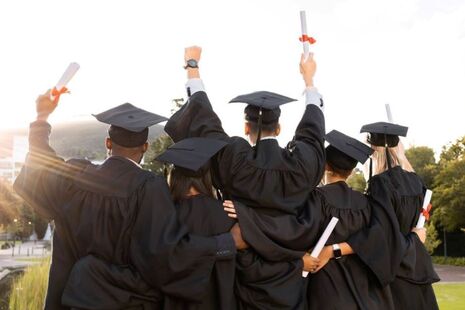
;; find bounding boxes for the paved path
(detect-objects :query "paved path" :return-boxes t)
[434,264,465,283]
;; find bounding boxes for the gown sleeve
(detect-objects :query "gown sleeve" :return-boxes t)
[13,121,89,220]
[129,176,236,302]
[346,177,409,287]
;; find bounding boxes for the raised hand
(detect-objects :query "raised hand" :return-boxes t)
[36,89,58,121]
[300,53,317,87]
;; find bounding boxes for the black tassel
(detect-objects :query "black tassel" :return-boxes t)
[253,108,263,159]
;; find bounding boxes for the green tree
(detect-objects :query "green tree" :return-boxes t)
[143,134,174,176]
[405,146,438,188]
[433,136,465,231]
[424,221,442,254]
[0,179,21,227]
[347,169,366,193]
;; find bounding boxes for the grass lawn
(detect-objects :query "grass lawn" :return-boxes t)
[434,283,465,309]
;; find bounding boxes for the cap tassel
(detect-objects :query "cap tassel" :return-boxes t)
[254,108,263,159]
[384,133,392,170]
[369,157,373,182]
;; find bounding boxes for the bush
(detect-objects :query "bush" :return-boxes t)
[432,256,465,267]
[9,257,50,310]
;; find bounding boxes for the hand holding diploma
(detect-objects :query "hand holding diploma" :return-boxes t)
[52,62,80,104]
[302,217,339,277]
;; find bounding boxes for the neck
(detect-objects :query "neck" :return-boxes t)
[324,173,347,185]
[186,187,200,197]
[111,151,142,165]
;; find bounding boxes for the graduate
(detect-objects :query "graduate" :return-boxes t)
[14,92,246,309]
[156,137,237,310]
[356,122,440,310]
[165,46,325,214]
[302,130,396,310]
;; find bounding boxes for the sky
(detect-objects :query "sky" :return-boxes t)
[0,0,464,156]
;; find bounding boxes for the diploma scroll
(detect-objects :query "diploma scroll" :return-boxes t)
[416,189,433,228]
[303,217,339,277]
[385,103,394,123]
[52,62,80,103]
[300,11,310,60]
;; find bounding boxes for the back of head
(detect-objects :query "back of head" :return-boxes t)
[326,145,358,179]
[169,167,215,204]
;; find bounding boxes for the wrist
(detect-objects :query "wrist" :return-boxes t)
[186,68,200,79]
[304,77,314,87]
[36,113,50,121]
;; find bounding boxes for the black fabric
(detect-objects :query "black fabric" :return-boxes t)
[367,133,400,148]
[229,90,296,110]
[325,129,373,164]
[165,90,326,214]
[348,166,439,309]
[360,122,408,137]
[306,182,395,310]
[109,125,149,147]
[163,195,236,310]
[156,137,228,173]
[14,121,234,310]
[93,102,168,132]
[244,105,280,124]
[326,145,358,171]
[165,90,326,308]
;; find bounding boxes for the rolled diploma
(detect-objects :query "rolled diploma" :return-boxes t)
[303,217,339,277]
[385,103,394,123]
[55,62,80,91]
[416,189,432,228]
[300,10,310,59]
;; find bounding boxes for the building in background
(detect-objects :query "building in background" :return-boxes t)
[0,135,27,183]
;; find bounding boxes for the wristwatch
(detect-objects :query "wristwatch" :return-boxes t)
[332,243,342,259]
[184,59,199,69]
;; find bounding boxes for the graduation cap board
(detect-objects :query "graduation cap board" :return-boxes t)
[156,137,228,176]
[93,103,168,147]
[229,91,297,158]
[360,121,409,176]
[325,130,373,171]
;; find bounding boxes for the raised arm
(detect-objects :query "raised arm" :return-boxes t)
[14,91,87,220]
[287,53,326,189]
[164,46,229,142]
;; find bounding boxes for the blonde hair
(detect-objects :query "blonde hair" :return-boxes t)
[371,141,414,176]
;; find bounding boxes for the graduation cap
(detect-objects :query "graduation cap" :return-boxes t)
[93,103,168,148]
[229,91,296,157]
[325,130,374,171]
[360,122,408,147]
[156,137,228,177]
[360,121,409,177]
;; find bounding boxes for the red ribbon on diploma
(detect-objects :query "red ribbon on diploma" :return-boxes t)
[299,34,316,45]
[51,86,69,104]
[422,203,432,221]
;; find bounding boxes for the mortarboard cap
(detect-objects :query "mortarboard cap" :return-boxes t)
[156,137,228,176]
[360,122,408,147]
[92,103,168,148]
[325,130,374,171]
[230,91,297,124]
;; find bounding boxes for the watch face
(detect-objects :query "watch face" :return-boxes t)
[187,59,198,68]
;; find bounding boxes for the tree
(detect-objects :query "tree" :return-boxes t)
[433,136,465,231]
[0,179,21,227]
[424,221,442,254]
[347,169,367,192]
[143,134,174,176]
[405,146,438,188]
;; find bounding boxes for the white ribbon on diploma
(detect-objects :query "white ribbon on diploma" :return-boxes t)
[300,11,310,60]
[303,217,339,277]
[416,189,432,229]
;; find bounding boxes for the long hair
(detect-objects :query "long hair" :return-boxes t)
[371,141,414,176]
[168,167,215,204]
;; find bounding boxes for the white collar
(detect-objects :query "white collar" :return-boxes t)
[252,136,278,146]
[107,156,142,168]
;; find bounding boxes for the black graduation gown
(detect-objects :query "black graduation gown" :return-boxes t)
[165,90,325,214]
[163,195,236,310]
[370,167,440,310]
[14,121,235,310]
[306,182,395,310]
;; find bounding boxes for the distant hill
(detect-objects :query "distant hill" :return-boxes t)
[1,120,165,161]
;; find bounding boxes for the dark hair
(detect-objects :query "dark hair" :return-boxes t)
[247,121,279,135]
[169,167,215,204]
[326,146,356,179]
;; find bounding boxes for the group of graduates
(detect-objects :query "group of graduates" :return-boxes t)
[13,46,440,310]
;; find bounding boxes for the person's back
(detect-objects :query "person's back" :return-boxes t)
[14,96,240,309]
